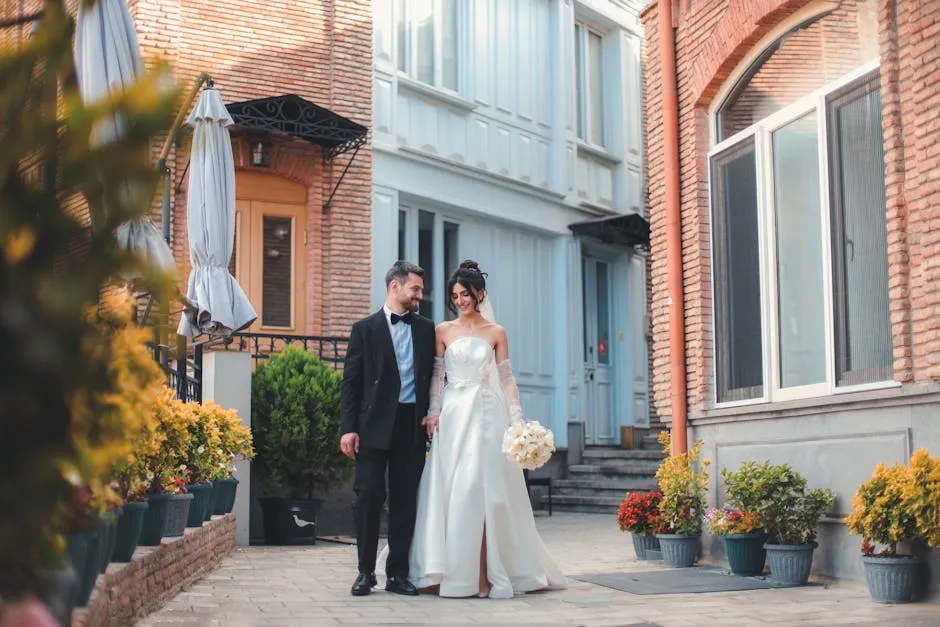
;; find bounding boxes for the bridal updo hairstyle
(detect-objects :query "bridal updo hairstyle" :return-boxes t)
[446,260,487,316]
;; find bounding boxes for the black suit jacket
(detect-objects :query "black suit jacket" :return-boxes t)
[340,309,436,450]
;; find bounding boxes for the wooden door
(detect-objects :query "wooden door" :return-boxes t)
[233,173,307,334]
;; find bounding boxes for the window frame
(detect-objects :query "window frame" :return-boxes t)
[574,20,606,148]
[398,204,463,323]
[395,0,461,93]
[707,58,896,409]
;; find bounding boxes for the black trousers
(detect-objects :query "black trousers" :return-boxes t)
[354,403,426,578]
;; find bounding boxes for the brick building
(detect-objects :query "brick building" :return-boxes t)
[642,0,939,582]
[132,0,374,338]
[1,0,374,337]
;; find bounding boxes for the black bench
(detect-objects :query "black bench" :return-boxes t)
[522,469,552,516]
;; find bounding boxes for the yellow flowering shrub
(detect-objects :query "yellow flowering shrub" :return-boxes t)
[847,449,940,554]
[68,290,168,514]
[845,461,918,555]
[655,431,711,535]
[138,392,196,494]
[205,402,255,481]
[906,449,940,549]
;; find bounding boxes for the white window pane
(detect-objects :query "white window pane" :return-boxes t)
[711,139,763,402]
[772,112,826,388]
[588,31,604,145]
[414,0,434,84]
[396,0,408,72]
[828,78,892,385]
[575,24,585,140]
[441,0,458,90]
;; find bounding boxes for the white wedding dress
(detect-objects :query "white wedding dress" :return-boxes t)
[377,335,566,598]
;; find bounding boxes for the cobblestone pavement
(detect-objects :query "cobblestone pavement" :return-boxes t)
[140,513,939,627]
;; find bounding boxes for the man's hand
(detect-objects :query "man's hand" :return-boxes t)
[421,416,439,439]
[340,432,360,459]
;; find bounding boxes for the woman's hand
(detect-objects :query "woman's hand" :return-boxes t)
[421,415,440,439]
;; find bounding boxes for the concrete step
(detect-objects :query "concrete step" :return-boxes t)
[539,493,622,514]
[553,478,660,495]
[582,448,666,461]
[569,462,662,477]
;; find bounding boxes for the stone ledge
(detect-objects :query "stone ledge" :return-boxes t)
[71,514,236,626]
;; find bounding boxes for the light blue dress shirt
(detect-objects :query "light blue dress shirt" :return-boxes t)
[384,306,416,403]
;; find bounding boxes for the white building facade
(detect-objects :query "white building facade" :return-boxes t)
[371,0,649,449]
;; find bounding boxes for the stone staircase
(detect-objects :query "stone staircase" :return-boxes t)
[542,432,666,514]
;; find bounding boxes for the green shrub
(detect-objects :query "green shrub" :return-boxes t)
[251,346,352,499]
[722,461,833,545]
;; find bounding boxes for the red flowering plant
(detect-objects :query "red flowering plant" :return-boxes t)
[617,491,665,535]
[704,508,763,536]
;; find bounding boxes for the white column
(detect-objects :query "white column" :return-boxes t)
[202,351,252,546]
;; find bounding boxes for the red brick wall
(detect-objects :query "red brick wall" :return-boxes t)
[131,0,374,337]
[641,0,936,418]
[71,515,236,626]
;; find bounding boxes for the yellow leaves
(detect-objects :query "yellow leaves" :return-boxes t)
[847,449,940,552]
[3,227,36,264]
[655,435,711,535]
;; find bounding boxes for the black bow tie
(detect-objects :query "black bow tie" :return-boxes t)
[390,312,413,325]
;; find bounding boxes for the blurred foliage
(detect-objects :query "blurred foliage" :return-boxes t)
[0,0,180,599]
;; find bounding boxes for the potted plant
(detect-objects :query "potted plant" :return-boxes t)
[846,450,939,604]
[750,463,834,586]
[252,346,353,545]
[138,391,194,545]
[206,403,255,518]
[654,432,710,568]
[908,449,940,552]
[717,461,783,576]
[704,508,765,576]
[617,491,664,560]
[180,402,223,528]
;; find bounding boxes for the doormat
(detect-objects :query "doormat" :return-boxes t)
[572,567,791,595]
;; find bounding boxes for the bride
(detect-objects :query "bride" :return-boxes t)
[379,260,566,598]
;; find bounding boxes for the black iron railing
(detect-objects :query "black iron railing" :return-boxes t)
[207,332,348,370]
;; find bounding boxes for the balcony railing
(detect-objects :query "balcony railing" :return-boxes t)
[206,332,348,370]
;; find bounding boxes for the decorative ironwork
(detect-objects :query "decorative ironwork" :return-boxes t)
[569,212,651,249]
[207,332,348,370]
[226,94,368,160]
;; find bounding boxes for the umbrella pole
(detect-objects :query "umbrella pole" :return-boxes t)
[157,72,211,244]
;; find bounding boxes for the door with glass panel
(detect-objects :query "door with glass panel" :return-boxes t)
[398,206,460,323]
[231,199,307,334]
[582,257,614,445]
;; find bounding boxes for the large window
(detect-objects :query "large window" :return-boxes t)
[575,22,605,147]
[396,0,459,92]
[398,206,461,322]
[709,5,890,405]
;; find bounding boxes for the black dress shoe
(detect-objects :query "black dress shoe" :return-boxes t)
[351,572,376,596]
[385,575,419,596]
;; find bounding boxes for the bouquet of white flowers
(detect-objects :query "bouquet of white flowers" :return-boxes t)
[502,420,556,470]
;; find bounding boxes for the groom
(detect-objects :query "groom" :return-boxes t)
[340,260,436,597]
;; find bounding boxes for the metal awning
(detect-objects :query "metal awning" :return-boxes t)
[226,94,367,160]
[569,213,650,248]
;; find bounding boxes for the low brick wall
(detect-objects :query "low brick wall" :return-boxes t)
[72,514,236,626]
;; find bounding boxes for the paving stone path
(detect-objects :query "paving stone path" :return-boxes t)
[141,513,939,626]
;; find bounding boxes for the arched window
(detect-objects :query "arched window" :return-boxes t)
[716,1,878,142]
[708,0,891,406]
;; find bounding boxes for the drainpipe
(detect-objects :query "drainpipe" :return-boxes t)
[658,0,688,455]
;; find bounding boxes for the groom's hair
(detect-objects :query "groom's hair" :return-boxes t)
[385,260,425,288]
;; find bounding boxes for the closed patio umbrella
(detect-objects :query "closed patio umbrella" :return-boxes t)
[74,0,176,279]
[177,86,257,337]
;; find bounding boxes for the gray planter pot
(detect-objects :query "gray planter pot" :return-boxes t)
[631,532,661,560]
[765,542,816,586]
[862,555,921,604]
[656,533,699,568]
